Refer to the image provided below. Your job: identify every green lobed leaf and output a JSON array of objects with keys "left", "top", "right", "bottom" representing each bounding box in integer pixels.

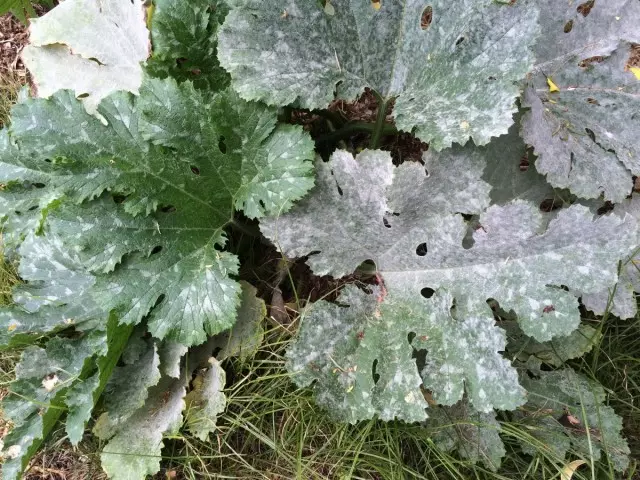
[
  {"left": 21, "top": 0, "right": 150, "bottom": 114},
  {"left": 582, "top": 196, "right": 640, "bottom": 319},
  {"left": 218, "top": 0, "right": 539, "bottom": 149},
  {"left": 146, "top": 0, "right": 230, "bottom": 90},
  {"left": 522, "top": 45, "right": 640, "bottom": 203},
  {"left": 517, "top": 368, "right": 630, "bottom": 472},
  {"left": 503, "top": 322, "right": 601, "bottom": 374},
  {"left": 263, "top": 148, "right": 638, "bottom": 420},
  {"left": 2, "top": 76, "right": 314, "bottom": 346},
  {"left": 426, "top": 398, "right": 505, "bottom": 471}
]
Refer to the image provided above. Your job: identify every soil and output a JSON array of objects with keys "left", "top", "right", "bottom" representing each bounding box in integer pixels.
[{"left": 0, "top": 12, "right": 30, "bottom": 77}]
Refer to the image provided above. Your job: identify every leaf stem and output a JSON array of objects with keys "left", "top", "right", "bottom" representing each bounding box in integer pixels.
[{"left": 370, "top": 91, "right": 390, "bottom": 149}]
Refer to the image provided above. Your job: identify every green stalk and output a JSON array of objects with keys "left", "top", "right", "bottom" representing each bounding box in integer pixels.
[{"left": 370, "top": 91, "right": 390, "bottom": 149}]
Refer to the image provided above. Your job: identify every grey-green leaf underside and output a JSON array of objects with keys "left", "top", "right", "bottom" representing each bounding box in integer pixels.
[
  {"left": 22, "top": 0, "right": 150, "bottom": 114},
  {"left": 218, "top": 0, "right": 539, "bottom": 149}
]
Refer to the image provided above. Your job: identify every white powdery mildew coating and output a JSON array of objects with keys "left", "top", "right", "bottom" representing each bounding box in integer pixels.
[
  {"left": 219, "top": 0, "right": 539, "bottom": 148},
  {"left": 265, "top": 149, "right": 640, "bottom": 419}
]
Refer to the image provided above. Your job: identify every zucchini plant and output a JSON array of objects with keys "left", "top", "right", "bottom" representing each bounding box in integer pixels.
[{"left": 0, "top": 0, "right": 638, "bottom": 478}]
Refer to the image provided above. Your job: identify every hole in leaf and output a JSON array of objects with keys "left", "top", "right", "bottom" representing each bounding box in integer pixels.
[
  {"left": 488, "top": 76, "right": 497, "bottom": 81},
  {"left": 113, "top": 194, "right": 126, "bottom": 204},
  {"left": 407, "top": 332, "right": 416, "bottom": 344},
  {"left": 585, "top": 127, "right": 596, "bottom": 142},
  {"left": 176, "top": 57, "right": 188, "bottom": 67},
  {"left": 87, "top": 57, "right": 105, "bottom": 66},
  {"left": 77, "top": 93, "right": 90, "bottom": 99},
  {"left": 586, "top": 97, "right": 600, "bottom": 105},
  {"left": 455, "top": 36, "right": 465, "bottom": 46},
  {"left": 336, "top": 183, "right": 344, "bottom": 196},
  {"left": 44, "top": 158, "right": 52, "bottom": 163},
  {"left": 259, "top": 200, "right": 266, "bottom": 210},
  {"left": 160, "top": 204, "right": 176, "bottom": 213},
  {"left": 597, "top": 201, "right": 614, "bottom": 215},
  {"left": 190, "top": 165, "right": 200, "bottom": 175},
  {"left": 564, "top": 20, "right": 574, "bottom": 33},
  {"left": 33, "top": 183, "right": 45, "bottom": 189},
  {"left": 420, "top": 6, "right": 433, "bottom": 30},
  {"left": 421, "top": 287, "right": 435, "bottom": 299},
  {"left": 150, "top": 245, "right": 163, "bottom": 255},
  {"left": 28, "top": 205, "right": 38, "bottom": 211},
  {"left": 372, "top": 359, "right": 380, "bottom": 383},
  {"left": 539, "top": 198, "right": 561, "bottom": 212},
  {"left": 577, "top": 0, "right": 594, "bottom": 16},
  {"left": 415, "top": 243, "right": 428, "bottom": 256},
  {"left": 154, "top": 294, "right": 166, "bottom": 308},
  {"left": 383, "top": 217, "right": 391, "bottom": 228},
  {"left": 579, "top": 55, "right": 604, "bottom": 68},
  {"left": 218, "top": 136, "right": 227, "bottom": 154}
]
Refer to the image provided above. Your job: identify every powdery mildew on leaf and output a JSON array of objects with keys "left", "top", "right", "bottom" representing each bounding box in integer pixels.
[
  {"left": 218, "top": 0, "right": 539, "bottom": 149},
  {"left": 65, "top": 373, "right": 100, "bottom": 445},
  {"left": 93, "top": 339, "right": 161, "bottom": 440},
  {"left": 1, "top": 76, "right": 314, "bottom": 346},
  {"left": 0, "top": 331, "right": 107, "bottom": 480},
  {"left": 426, "top": 398, "right": 505, "bottom": 471},
  {"left": 518, "top": 368, "right": 630, "bottom": 472},
  {"left": 263, "top": 150, "right": 637, "bottom": 342},
  {"left": 146, "top": 0, "right": 230, "bottom": 90},
  {"left": 582, "top": 196, "right": 640, "bottom": 319},
  {"left": 100, "top": 374, "right": 187, "bottom": 480},
  {"left": 522, "top": 46, "right": 640, "bottom": 202},
  {"left": 22, "top": 0, "right": 150, "bottom": 114},
  {"left": 184, "top": 358, "right": 226, "bottom": 440}
]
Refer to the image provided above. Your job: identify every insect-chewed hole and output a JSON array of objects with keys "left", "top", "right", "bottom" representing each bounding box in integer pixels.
[
  {"left": 577, "top": 0, "right": 594, "bottom": 16},
  {"left": 176, "top": 57, "right": 188, "bottom": 67},
  {"left": 415, "top": 242, "right": 428, "bottom": 256},
  {"left": 420, "top": 6, "right": 433, "bottom": 29},
  {"left": 585, "top": 127, "right": 596, "bottom": 142},
  {"left": 564, "top": 20, "right": 574, "bottom": 33},
  {"left": 44, "top": 158, "right": 52, "bottom": 163},
  {"left": 150, "top": 245, "right": 163, "bottom": 255},
  {"left": 421, "top": 287, "right": 435, "bottom": 299},
  {"left": 455, "top": 36, "right": 465, "bottom": 46},
  {"left": 383, "top": 217, "right": 391, "bottom": 228},
  {"left": 218, "top": 136, "right": 227, "bottom": 154},
  {"left": 372, "top": 359, "right": 380, "bottom": 383},
  {"left": 87, "top": 57, "right": 105, "bottom": 66},
  {"left": 586, "top": 97, "right": 599, "bottom": 105},
  {"left": 190, "top": 165, "right": 200, "bottom": 175},
  {"left": 77, "top": 92, "right": 90, "bottom": 99},
  {"left": 407, "top": 332, "right": 416, "bottom": 344},
  {"left": 33, "top": 182, "right": 45, "bottom": 189},
  {"left": 160, "top": 204, "right": 176, "bottom": 213},
  {"left": 153, "top": 294, "right": 166, "bottom": 308}
]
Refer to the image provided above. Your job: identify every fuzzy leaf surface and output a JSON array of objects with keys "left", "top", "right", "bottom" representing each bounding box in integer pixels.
[
  {"left": 146, "top": 0, "right": 229, "bottom": 90},
  {"left": 582, "top": 196, "right": 640, "bottom": 319},
  {"left": 518, "top": 369, "right": 630, "bottom": 472},
  {"left": 263, "top": 150, "right": 637, "bottom": 341},
  {"left": 4, "top": 77, "right": 313, "bottom": 346},
  {"left": 219, "top": 0, "right": 539, "bottom": 149},
  {"left": 265, "top": 149, "right": 638, "bottom": 420},
  {"left": 426, "top": 398, "right": 505, "bottom": 471},
  {"left": 523, "top": 34, "right": 640, "bottom": 202},
  {"left": 184, "top": 358, "right": 226, "bottom": 440},
  {"left": 22, "top": 0, "right": 150, "bottom": 114}
]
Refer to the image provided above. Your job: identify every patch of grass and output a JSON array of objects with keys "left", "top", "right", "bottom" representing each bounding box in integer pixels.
[
  {"left": 0, "top": 69, "right": 22, "bottom": 128},
  {"left": 154, "top": 307, "right": 639, "bottom": 480}
]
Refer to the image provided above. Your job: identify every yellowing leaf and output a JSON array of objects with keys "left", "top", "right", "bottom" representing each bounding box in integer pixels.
[
  {"left": 561, "top": 460, "right": 586, "bottom": 480},
  {"left": 630, "top": 67, "right": 640, "bottom": 80},
  {"left": 324, "top": 1, "right": 335, "bottom": 15},
  {"left": 547, "top": 77, "right": 560, "bottom": 92},
  {"left": 372, "top": 1, "right": 382, "bottom": 10}
]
